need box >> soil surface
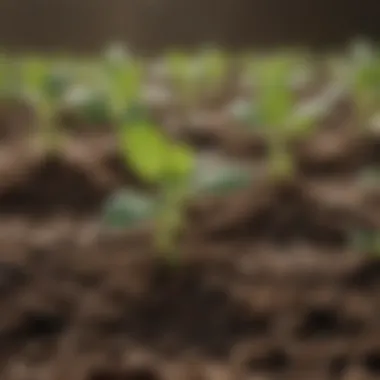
[0,98,379,380]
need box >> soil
[0,95,379,380]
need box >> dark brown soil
[0,100,379,380]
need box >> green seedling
[103,44,144,119]
[165,50,224,107]
[103,189,157,229]
[344,40,380,126]
[243,55,321,179]
[165,50,199,105]
[104,116,252,260]
[109,118,195,259]
[193,47,228,94]
[19,57,74,148]
[165,48,229,107]
[61,84,113,126]
[192,155,252,196]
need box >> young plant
[242,55,320,179]
[193,46,229,96]
[19,56,73,148]
[105,117,195,259]
[103,43,144,120]
[165,50,201,106]
[61,84,113,127]
[103,117,252,260]
[344,40,380,126]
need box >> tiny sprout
[104,116,252,261]
[103,45,144,118]
[110,116,195,260]
[103,189,156,229]
[346,40,380,124]
[244,55,320,179]
[165,50,206,106]
[192,154,252,196]
[19,57,72,149]
[62,85,112,125]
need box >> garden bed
[0,43,379,380]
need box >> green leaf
[121,121,170,183]
[166,51,189,79]
[229,99,259,126]
[44,69,72,102]
[121,119,194,184]
[193,158,251,195]
[166,142,195,182]
[196,48,227,87]
[257,85,293,129]
[105,53,143,113]
[103,189,155,229]
[78,94,112,124]
[22,57,48,95]
[120,102,149,124]
[114,64,142,103]
[103,46,143,114]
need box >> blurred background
[0,0,380,54]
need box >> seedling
[165,50,202,106]
[18,56,74,148]
[103,116,252,260]
[193,46,229,95]
[344,40,380,126]
[103,116,194,259]
[242,55,321,179]
[61,84,113,127]
[103,43,144,119]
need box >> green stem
[268,137,295,180]
[153,181,189,262]
[38,100,61,153]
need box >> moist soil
[0,101,379,380]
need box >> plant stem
[153,181,189,261]
[268,137,295,180]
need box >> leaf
[121,121,170,183]
[166,142,195,182]
[197,48,227,87]
[120,117,194,184]
[193,157,251,195]
[44,69,72,102]
[104,46,143,113]
[114,64,143,103]
[229,98,258,125]
[257,85,293,128]
[120,102,149,124]
[252,55,296,130]
[78,94,112,124]
[22,57,48,95]
[103,189,156,229]
[166,51,189,79]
